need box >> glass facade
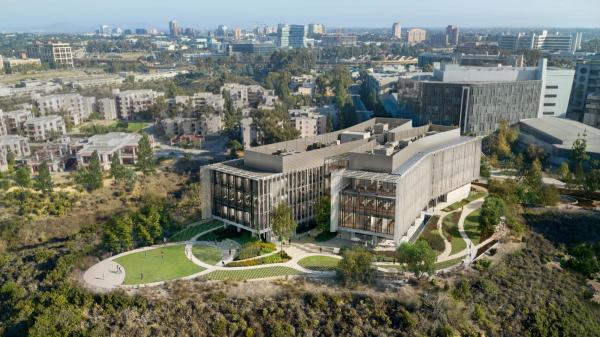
[338,178,396,237]
[211,171,261,230]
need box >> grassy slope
[443,211,466,255]
[114,244,204,284]
[298,255,340,271]
[191,245,223,265]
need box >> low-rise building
[76,132,150,170]
[1,109,33,134]
[34,93,95,126]
[518,117,600,166]
[114,89,163,120]
[161,117,199,138]
[200,118,481,245]
[27,42,74,67]
[24,136,71,173]
[65,75,124,89]
[221,83,278,110]
[2,57,42,74]
[0,135,31,157]
[24,115,67,141]
[288,107,328,138]
[97,98,118,120]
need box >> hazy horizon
[0,0,599,33]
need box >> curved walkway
[84,237,342,291]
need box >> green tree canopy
[136,134,155,175]
[479,196,506,237]
[34,161,53,193]
[14,166,31,190]
[396,241,437,278]
[271,203,297,254]
[315,196,331,232]
[337,247,376,286]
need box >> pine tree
[110,152,125,182]
[14,166,31,190]
[136,134,155,175]
[78,151,104,191]
[6,149,16,172]
[34,161,54,193]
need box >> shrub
[473,258,492,271]
[226,251,291,267]
[236,242,276,260]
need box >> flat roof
[520,117,600,153]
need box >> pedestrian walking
[141,272,144,280]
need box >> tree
[570,134,589,186]
[271,203,297,254]
[315,196,331,232]
[136,133,155,175]
[14,166,31,190]
[104,214,134,253]
[558,162,570,181]
[34,161,53,193]
[5,149,16,172]
[110,153,126,182]
[77,151,103,191]
[479,196,505,237]
[396,241,436,278]
[480,157,492,179]
[337,247,376,286]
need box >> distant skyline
[0,0,599,33]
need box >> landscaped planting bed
[191,244,223,265]
[442,191,487,212]
[298,255,340,271]
[434,255,466,270]
[236,242,277,260]
[225,251,291,267]
[197,226,257,245]
[418,215,445,255]
[442,211,466,255]
[114,245,204,285]
[203,266,303,280]
[170,220,224,242]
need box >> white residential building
[76,132,150,170]
[97,98,118,120]
[24,115,67,141]
[288,107,328,138]
[1,109,33,134]
[0,135,31,157]
[34,93,95,126]
[221,83,278,110]
[114,89,163,120]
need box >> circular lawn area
[298,255,340,272]
[192,244,224,265]
[114,244,204,285]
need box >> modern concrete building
[392,23,402,39]
[518,117,600,166]
[568,55,600,123]
[169,20,180,37]
[583,93,600,128]
[27,42,74,67]
[76,132,149,170]
[200,118,481,245]
[34,93,95,126]
[114,89,163,120]
[407,29,427,45]
[418,53,525,68]
[0,135,31,171]
[24,115,66,141]
[396,59,574,134]
[320,34,358,47]
[308,23,325,36]
[231,42,277,55]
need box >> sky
[0,0,599,32]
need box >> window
[545,85,559,89]
[543,111,555,115]
[544,103,556,107]
[545,94,557,98]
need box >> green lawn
[114,245,204,285]
[192,244,223,265]
[434,255,466,270]
[442,191,487,212]
[298,255,340,271]
[203,266,303,280]
[126,122,151,133]
[464,209,482,245]
[442,212,467,255]
[170,220,224,242]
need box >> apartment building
[200,118,481,245]
[392,23,402,39]
[278,24,307,48]
[221,84,278,110]
[76,132,149,170]
[24,115,67,141]
[288,107,328,138]
[114,89,163,120]
[27,42,74,67]
[407,29,427,45]
[0,111,6,136]
[1,109,33,134]
[0,134,30,158]
[190,92,226,111]
[396,59,574,134]
[34,93,95,126]
[97,98,118,120]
